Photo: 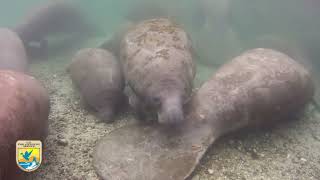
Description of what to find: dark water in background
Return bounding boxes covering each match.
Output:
[0,0,319,70]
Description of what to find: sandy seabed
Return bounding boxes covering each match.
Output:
[24,42,320,180]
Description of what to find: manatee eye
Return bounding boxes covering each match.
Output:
[150,96,161,106]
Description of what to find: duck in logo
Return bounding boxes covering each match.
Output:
[16,140,42,172]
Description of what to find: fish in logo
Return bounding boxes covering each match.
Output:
[16,140,42,172]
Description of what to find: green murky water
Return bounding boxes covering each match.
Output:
[1,0,319,68]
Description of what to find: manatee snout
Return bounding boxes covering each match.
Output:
[158,106,184,125]
[158,94,184,125]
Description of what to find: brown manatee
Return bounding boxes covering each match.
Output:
[13,0,98,59]
[187,48,314,134]
[93,48,314,180]
[0,28,28,73]
[67,48,125,122]
[0,70,50,180]
[120,18,196,125]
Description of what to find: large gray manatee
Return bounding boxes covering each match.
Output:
[0,28,28,73]
[120,18,196,125]
[0,70,49,180]
[67,48,126,122]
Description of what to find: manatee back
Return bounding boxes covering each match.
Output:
[121,18,196,97]
[190,48,314,136]
[68,48,124,92]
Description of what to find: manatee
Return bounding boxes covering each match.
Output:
[187,48,314,133]
[13,0,97,59]
[93,48,314,180]
[0,70,50,180]
[67,48,125,122]
[120,18,196,125]
[0,28,28,73]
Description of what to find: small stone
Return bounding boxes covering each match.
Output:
[292,158,299,164]
[249,149,259,160]
[82,148,89,154]
[57,138,68,146]
[57,134,64,139]
[253,148,257,153]
[208,168,214,174]
[300,158,307,162]
[58,117,65,122]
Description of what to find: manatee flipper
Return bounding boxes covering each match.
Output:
[93,123,214,180]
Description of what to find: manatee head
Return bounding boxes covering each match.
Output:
[81,86,117,123]
[146,82,185,126]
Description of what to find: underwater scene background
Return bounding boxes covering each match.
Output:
[0,0,319,179]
